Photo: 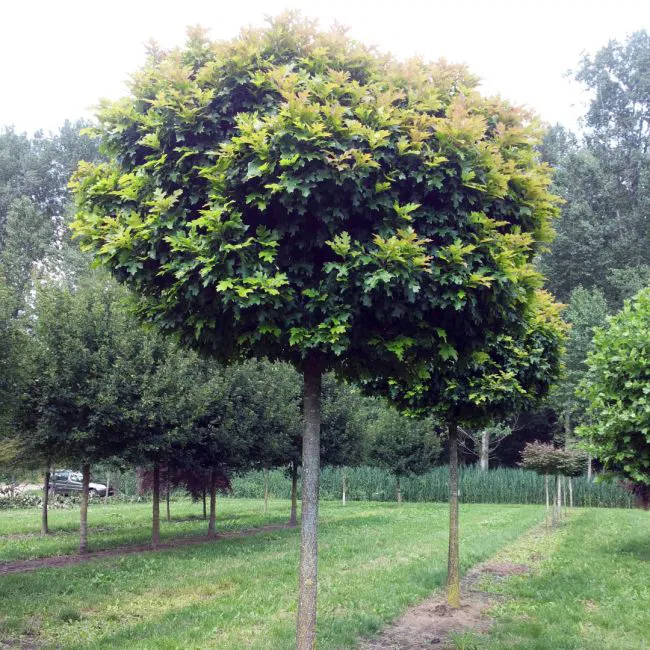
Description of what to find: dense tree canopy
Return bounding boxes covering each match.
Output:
[541,30,650,307]
[578,288,650,487]
[71,16,557,378]
[551,286,609,438]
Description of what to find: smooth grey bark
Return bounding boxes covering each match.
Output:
[166,468,171,522]
[104,472,110,506]
[208,468,217,537]
[41,468,50,535]
[447,422,460,608]
[569,477,574,508]
[152,463,161,547]
[79,464,90,553]
[545,473,550,528]
[479,429,490,471]
[342,469,347,506]
[296,359,322,650]
[289,462,298,527]
[396,476,402,505]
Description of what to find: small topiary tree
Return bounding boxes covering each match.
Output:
[366,406,441,503]
[376,290,566,607]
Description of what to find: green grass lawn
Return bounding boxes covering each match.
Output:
[0,498,293,562]
[458,508,650,650]
[0,500,543,649]
[3,502,648,650]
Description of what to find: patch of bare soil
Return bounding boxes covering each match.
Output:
[359,561,530,649]
[0,523,293,576]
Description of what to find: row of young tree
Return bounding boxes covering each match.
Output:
[1,269,443,546]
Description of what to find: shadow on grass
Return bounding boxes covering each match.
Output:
[617,537,650,561]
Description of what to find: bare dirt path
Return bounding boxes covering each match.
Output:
[358,524,556,650]
[358,560,529,649]
[0,523,293,576]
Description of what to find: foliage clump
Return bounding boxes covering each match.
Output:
[578,287,650,491]
[71,14,558,378]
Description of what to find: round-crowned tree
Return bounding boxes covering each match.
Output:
[71,15,558,647]
[367,406,441,503]
[377,290,566,606]
[578,287,650,494]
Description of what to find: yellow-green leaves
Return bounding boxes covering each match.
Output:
[70,13,561,378]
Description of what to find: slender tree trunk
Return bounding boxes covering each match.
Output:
[569,477,574,509]
[480,429,490,471]
[202,482,207,520]
[587,454,593,482]
[545,473,550,529]
[264,467,269,515]
[104,472,110,506]
[290,462,298,527]
[562,476,567,512]
[296,359,322,650]
[558,475,563,520]
[553,474,560,526]
[342,468,347,506]
[41,468,50,536]
[208,468,218,537]
[447,421,461,608]
[152,462,161,548]
[166,468,171,522]
[396,476,402,505]
[79,464,90,554]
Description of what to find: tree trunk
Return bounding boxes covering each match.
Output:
[447,422,461,608]
[587,454,593,481]
[342,469,347,506]
[479,429,490,471]
[552,474,560,526]
[208,468,218,537]
[396,476,402,505]
[562,476,567,512]
[545,473,550,529]
[79,464,90,554]
[264,467,269,515]
[290,462,298,527]
[41,468,50,536]
[569,477,574,509]
[202,483,207,520]
[152,462,161,548]
[558,475,563,521]
[166,468,171,522]
[296,359,322,650]
[104,472,110,506]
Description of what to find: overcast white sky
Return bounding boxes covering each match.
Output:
[2,0,649,135]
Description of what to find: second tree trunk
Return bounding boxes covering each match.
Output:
[290,461,298,526]
[208,468,218,537]
[447,422,460,608]
[41,468,50,536]
[152,462,161,547]
[79,464,90,554]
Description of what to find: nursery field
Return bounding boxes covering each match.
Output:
[1,500,649,649]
